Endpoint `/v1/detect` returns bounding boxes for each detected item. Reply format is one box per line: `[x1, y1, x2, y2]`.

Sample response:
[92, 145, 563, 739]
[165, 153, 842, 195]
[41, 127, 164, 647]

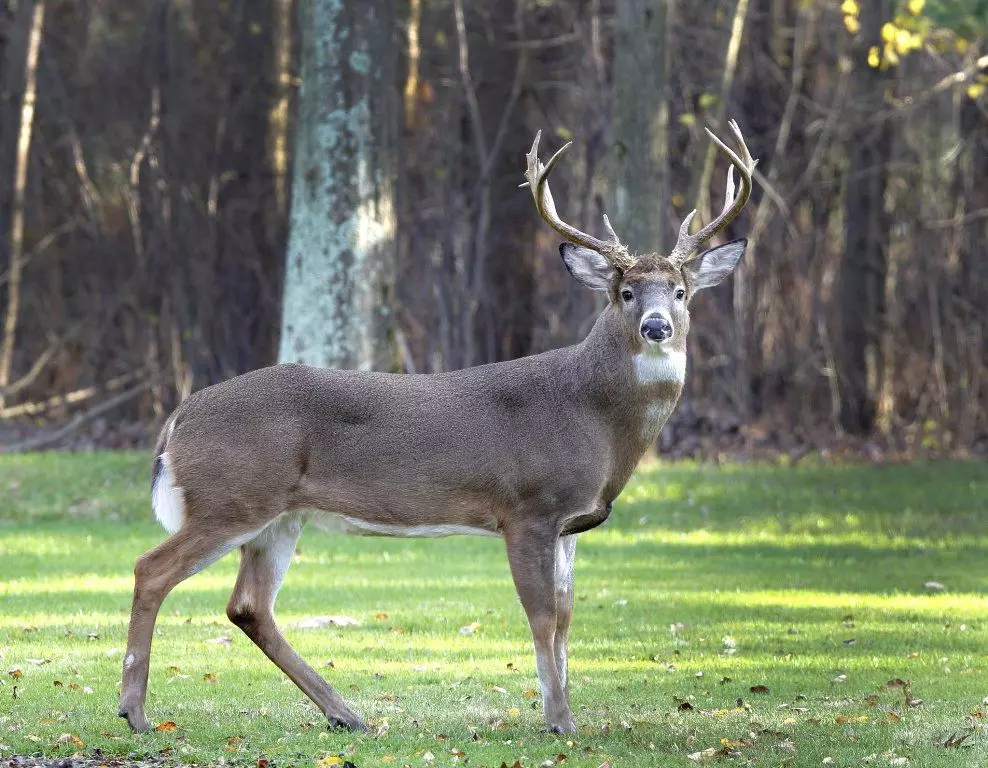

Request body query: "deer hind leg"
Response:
[504, 525, 576, 734]
[226, 514, 367, 731]
[119, 522, 260, 732]
[553, 535, 577, 692]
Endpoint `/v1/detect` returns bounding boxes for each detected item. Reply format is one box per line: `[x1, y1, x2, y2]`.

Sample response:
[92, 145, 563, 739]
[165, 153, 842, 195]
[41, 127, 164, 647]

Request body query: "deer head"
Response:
[523, 120, 757, 357]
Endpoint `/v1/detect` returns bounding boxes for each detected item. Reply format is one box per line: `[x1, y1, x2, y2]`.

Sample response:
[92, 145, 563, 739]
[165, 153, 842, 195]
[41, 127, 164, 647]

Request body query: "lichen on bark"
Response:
[278, 0, 396, 371]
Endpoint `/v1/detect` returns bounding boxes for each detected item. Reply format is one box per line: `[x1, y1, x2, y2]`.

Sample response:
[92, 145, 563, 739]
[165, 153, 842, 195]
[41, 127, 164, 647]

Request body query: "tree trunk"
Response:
[278, 0, 397, 371]
[0, 0, 46, 408]
[835, 0, 891, 434]
[611, 0, 672, 254]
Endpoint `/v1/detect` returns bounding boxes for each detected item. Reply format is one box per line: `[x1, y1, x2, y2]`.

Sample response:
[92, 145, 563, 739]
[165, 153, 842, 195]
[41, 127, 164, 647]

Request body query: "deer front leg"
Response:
[504, 525, 576, 734]
[554, 535, 577, 692]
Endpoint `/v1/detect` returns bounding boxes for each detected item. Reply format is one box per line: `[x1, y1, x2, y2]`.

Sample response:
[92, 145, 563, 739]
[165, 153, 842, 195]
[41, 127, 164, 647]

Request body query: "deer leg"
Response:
[554, 535, 577, 692]
[225, 514, 367, 731]
[504, 525, 576, 734]
[119, 523, 260, 732]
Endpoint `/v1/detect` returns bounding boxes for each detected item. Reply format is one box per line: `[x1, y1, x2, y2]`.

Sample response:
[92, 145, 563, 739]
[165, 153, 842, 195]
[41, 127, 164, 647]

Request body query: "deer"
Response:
[118, 120, 756, 736]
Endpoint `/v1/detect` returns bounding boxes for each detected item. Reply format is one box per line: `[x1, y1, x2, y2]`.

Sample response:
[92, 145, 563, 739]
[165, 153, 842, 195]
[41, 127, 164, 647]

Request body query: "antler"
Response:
[669, 119, 757, 265]
[522, 131, 636, 271]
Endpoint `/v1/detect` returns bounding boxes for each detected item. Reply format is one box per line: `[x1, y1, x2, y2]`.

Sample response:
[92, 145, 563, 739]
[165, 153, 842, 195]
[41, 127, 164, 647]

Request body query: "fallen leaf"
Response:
[835, 715, 869, 724]
[26, 659, 51, 665]
[885, 678, 908, 688]
[422, 752, 435, 763]
[203, 672, 218, 683]
[523, 688, 537, 700]
[297, 616, 360, 629]
[750, 685, 770, 694]
[888, 711, 902, 722]
[459, 622, 480, 635]
[53, 680, 63, 687]
[907, 698, 923, 707]
[924, 581, 946, 591]
[375, 612, 389, 620]
[154, 722, 178, 732]
[8, 668, 22, 679]
[687, 747, 718, 762]
[507, 707, 521, 718]
[316, 757, 343, 767]
[491, 685, 508, 695]
[257, 760, 270, 768]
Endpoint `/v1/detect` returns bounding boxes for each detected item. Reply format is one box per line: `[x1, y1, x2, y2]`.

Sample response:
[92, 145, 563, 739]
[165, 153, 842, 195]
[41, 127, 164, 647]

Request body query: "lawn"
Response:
[1, 453, 987, 767]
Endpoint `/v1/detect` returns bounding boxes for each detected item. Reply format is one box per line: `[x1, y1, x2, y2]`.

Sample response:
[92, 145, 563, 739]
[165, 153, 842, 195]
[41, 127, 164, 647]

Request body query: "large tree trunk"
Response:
[278, 0, 397, 371]
[611, 0, 672, 254]
[835, 0, 892, 434]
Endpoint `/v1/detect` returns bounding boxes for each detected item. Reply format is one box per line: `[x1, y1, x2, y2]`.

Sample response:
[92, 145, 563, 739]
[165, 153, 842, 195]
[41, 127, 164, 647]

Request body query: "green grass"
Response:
[1, 453, 987, 767]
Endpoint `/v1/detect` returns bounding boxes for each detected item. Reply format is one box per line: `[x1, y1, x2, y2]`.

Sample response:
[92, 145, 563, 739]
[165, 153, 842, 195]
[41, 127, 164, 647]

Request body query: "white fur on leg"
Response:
[151, 452, 186, 534]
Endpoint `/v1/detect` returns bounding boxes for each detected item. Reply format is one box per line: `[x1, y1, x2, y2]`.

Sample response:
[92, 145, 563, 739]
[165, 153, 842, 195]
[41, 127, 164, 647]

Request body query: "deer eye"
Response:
[621, 289, 634, 302]
[675, 288, 686, 300]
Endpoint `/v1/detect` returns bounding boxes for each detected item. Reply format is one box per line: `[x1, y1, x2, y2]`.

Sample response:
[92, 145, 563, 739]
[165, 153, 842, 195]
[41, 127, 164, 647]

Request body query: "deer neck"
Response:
[573, 305, 685, 479]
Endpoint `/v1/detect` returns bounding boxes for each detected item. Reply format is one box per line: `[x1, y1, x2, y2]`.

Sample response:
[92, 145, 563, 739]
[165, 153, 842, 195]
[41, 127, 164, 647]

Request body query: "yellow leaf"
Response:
[154, 721, 178, 732]
[71, 735, 85, 748]
[967, 84, 985, 99]
[8, 668, 23, 679]
[507, 707, 521, 718]
[844, 15, 860, 34]
[868, 46, 881, 67]
[698, 93, 719, 109]
[956, 37, 969, 54]
[907, 0, 924, 13]
[203, 672, 218, 683]
[382, 756, 397, 764]
[317, 757, 343, 767]
[882, 22, 898, 43]
[523, 689, 537, 700]
[895, 28, 913, 54]
[840, 0, 859, 15]
[677, 113, 696, 127]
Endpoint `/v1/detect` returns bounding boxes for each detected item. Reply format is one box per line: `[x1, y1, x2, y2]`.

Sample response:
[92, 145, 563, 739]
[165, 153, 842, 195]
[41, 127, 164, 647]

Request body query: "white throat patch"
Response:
[634, 348, 687, 386]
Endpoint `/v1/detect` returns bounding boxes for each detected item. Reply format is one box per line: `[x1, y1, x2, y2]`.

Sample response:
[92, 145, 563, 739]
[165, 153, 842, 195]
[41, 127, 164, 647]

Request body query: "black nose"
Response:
[640, 315, 673, 341]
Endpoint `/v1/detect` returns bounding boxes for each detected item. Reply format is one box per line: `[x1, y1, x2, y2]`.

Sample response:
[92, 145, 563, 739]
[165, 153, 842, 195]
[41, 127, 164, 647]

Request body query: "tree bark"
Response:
[836, 0, 892, 434]
[278, 0, 397, 371]
[611, 0, 672, 254]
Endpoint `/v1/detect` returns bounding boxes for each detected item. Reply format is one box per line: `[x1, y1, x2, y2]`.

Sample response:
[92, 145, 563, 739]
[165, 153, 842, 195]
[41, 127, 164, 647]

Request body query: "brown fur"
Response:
[118, 246, 744, 736]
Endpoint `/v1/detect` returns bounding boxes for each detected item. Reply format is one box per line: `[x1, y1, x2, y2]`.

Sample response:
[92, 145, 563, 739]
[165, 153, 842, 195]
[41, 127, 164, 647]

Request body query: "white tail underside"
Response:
[152, 452, 186, 534]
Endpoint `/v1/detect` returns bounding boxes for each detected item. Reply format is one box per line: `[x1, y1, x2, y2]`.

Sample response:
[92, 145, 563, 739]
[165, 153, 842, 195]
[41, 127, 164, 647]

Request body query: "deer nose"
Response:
[640, 315, 673, 342]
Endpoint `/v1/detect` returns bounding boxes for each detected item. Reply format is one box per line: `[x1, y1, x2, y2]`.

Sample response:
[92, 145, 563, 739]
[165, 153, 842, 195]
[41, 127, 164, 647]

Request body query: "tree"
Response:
[836, 0, 893, 434]
[278, 0, 397, 371]
[611, 0, 673, 254]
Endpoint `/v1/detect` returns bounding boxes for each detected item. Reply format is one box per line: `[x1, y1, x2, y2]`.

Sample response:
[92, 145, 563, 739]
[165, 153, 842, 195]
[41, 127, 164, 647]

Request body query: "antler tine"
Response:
[669, 119, 757, 265]
[523, 132, 634, 269]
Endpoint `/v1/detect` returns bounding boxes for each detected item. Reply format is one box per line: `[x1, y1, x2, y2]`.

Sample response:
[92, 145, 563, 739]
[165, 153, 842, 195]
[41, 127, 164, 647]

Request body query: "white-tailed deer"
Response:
[119, 121, 756, 735]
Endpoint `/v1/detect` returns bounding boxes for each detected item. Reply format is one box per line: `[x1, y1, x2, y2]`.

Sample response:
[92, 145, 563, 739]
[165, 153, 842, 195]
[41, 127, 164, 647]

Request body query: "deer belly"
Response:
[312, 512, 501, 538]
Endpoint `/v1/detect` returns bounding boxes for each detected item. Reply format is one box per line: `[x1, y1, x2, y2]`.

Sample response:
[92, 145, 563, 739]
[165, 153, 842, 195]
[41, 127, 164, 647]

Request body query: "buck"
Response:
[118, 120, 755, 735]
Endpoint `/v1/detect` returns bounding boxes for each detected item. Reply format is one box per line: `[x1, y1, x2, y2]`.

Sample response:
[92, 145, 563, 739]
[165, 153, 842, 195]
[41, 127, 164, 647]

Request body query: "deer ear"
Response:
[559, 243, 616, 292]
[684, 238, 746, 292]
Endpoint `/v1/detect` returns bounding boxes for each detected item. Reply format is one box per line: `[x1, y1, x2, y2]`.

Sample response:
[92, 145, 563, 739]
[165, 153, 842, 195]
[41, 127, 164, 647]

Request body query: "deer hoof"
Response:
[548, 718, 577, 735]
[327, 712, 368, 732]
[118, 707, 152, 733]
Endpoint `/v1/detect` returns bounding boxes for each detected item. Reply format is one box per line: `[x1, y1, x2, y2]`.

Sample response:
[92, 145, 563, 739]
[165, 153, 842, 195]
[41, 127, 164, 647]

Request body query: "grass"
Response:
[1, 453, 987, 767]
